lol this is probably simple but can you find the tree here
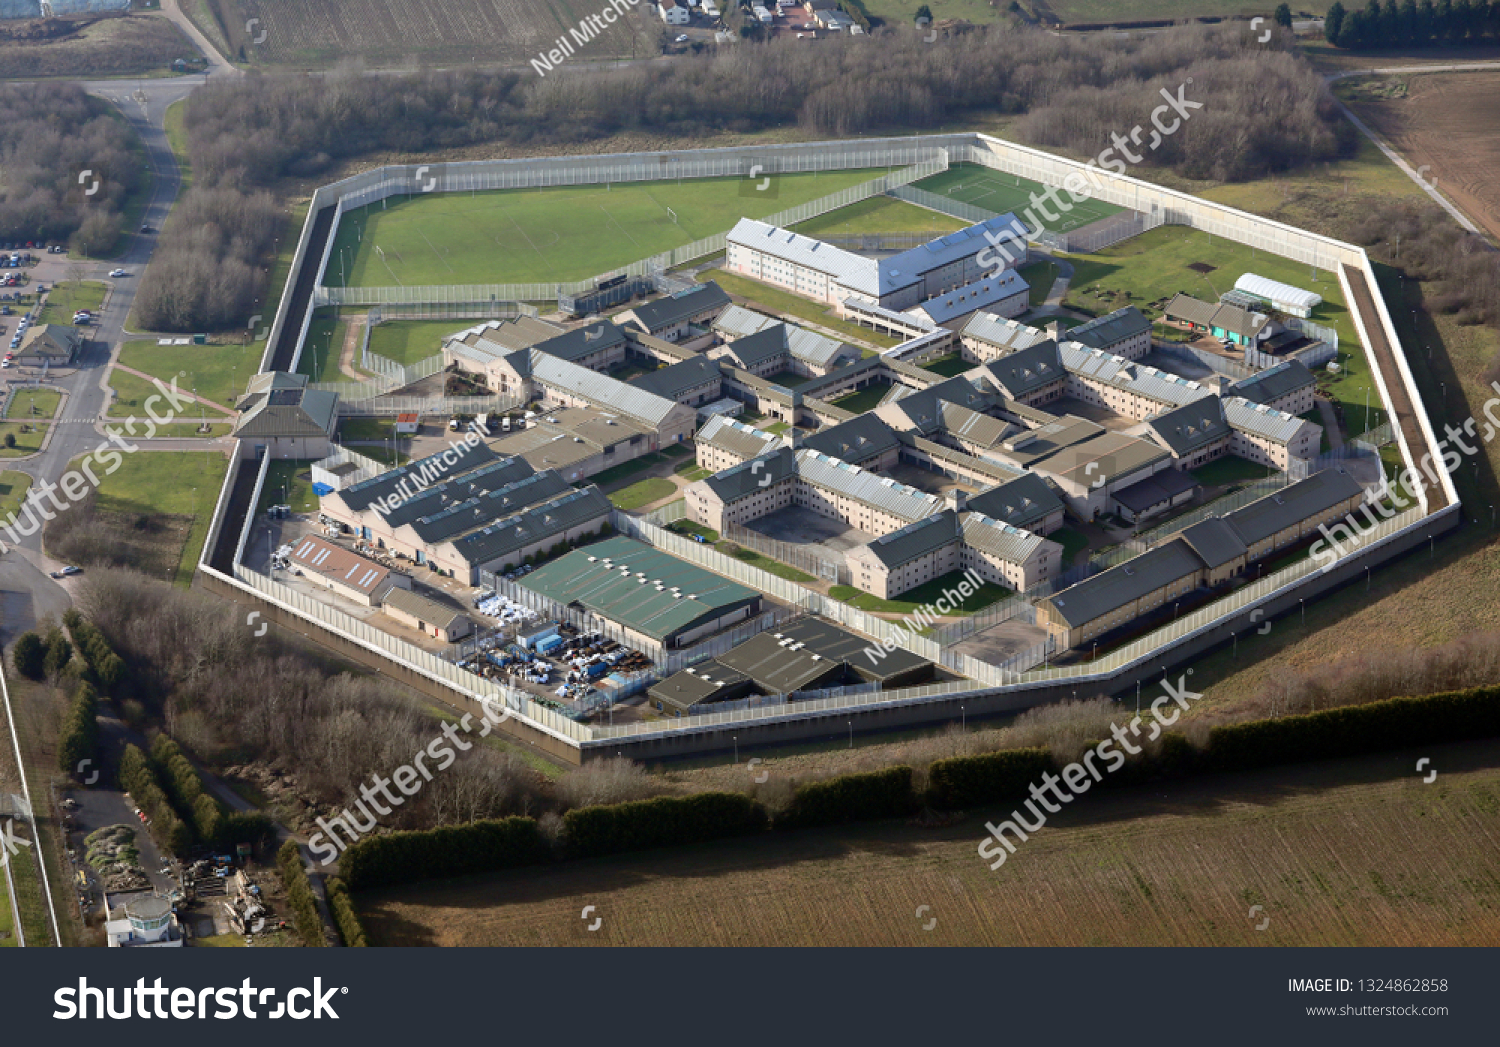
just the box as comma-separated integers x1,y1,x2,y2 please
1416,0,1437,39
1326,1,1347,41
43,630,73,680
12,631,45,679
1275,2,1293,26
915,3,933,20
3,433,13,449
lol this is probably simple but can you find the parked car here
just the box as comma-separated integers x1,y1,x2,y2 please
109,268,127,278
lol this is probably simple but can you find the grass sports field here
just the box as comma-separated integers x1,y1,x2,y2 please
914,163,1123,234
326,170,890,288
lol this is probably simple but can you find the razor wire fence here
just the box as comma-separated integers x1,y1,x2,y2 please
721,520,847,585
887,184,1001,225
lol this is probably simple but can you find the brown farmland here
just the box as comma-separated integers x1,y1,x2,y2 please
1349,71,1500,245
360,741,1500,947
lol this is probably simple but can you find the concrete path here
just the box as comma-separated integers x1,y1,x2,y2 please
1317,397,1346,452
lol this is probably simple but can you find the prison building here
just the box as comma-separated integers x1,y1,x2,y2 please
1142,398,1233,469
1163,293,1269,347
1223,396,1321,469
845,506,1059,599
798,413,902,471
1110,468,1200,524
1037,536,1205,649
1024,430,1174,520
626,355,723,407
647,661,755,716
724,213,1028,313
966,339,1066,407
964,472,1067,535
907,269,1030,327
1226,358,1316,417
487,405,656,483
374,470,576,568
436,486,613,585
616,281,731,342
874,375,995,436
709,305,861,377
380,587,474,642
520,536,763,648
959,310,1051,365
1060,306,1152,360
288,534,411,607
232,372,339,461
1058,342,1215,420
529,352,698,446
527,322,630,372
695,415,782,472
320,442,511,538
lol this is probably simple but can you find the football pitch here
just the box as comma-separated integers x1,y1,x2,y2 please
914,163,1123,234
326,169,890,288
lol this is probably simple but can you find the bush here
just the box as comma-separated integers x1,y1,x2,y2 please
776,767,917,829
277,840,327,947
563,792,767,859
118,743,193,855
325,877,367,947
56,680,99,781
338,817,549,891
42,629,73,679
11,631,45,679
926,748,1053,810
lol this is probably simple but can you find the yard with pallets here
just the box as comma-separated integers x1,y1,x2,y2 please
327,169,890,288
358,741,1500,947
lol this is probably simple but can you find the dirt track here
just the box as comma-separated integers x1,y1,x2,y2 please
1350,71,1500,244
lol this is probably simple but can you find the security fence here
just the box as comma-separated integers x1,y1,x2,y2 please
311,446,388,491
1287,447,1380,481
644,499,688,525
887,184,1001,225
315,151,947,308
335,392,523,417
1037,209,1163,254
368,302,539,323
819,231,960,251
1152,341,1258,380
722,520,847,585
360,349,446,388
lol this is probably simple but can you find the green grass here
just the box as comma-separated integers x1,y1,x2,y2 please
107,367,230,423
915,163,1122,233
849,0,1008,25
587,452,664,487
831,381,894,413
0,421,46,456
1191,456,1276,488
1062,224,1378,438
608,476,676,511
88,450,230,586
701,269,902,349
673,457,706,476
791,195,966,237
35,281,107,326
669,519,720,543
763,369,810,389
0,862,15,947
4,388,59,420
164,97,190,192
1050,526,1091,566
727,545,816,584
661,443,691,459
339,417,397,442
0,470,32,523
192,933,249,948
831,570,1010,615
365,320,466,366
297,309,354,382
920,353,973,378
1018,260,1061,307
328,169,890,288
117,339,258,412
763,421,791,435
257,460,319,515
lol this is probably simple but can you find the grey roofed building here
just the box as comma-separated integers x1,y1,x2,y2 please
530,351,681,429
718,326,790,371
1175,517,1248,570
232,371,339,440
1164,293,1268,341
375,456,538,528
877,214,1027,295
966,472,1065,531
717,631,847,694
702,445,796,502
695,415,780,461
795,449,944,522
648,659,754,713
380,587,472,635
530,321,627,363
880,375,994,435
961,310,1050,353
969,339,1064,400
337,441,503,514
1059,342,1216,408
1219,468,1363,548
445,315,565,357
1228,358,1315,407
961,511,1050,564
405,470,573,545
860,510,961,569
1143,397,1231,458
1030,431,1171,489
1066,306,1151,351
799,413,900,465
622,282,730,332
626,356,722,400
1222,395,1309,443
988,414,1106,469
15,324,83,365
446,487,612,569
937,401,1016,451
771,615,931,684
1043,536,1206,629
912,269,1029,326
1110,467,1198,517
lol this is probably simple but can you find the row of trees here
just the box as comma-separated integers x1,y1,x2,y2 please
140,23,1351,331
1326,0,1500,46
0,83,140,252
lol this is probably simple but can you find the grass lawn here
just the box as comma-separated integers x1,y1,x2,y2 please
831,381,893,413
762,369,809,389
1191,456,1277,488
4,388,59,420
915,162,1122,233
673,457,706,475
0,421,46,457
328,169,890,288
609,361,659,383
1018,260,1061,307
588,453,664,487
0,863,14,947
117,339,259,411
831,570,1009,615
669,519,720,543
365,319,466,366
661,443,691,459
192,934,248,948
297,309,354,382
88,450,230,585
0,470,32,523
763,421,791,435
703,269,902,349
920,353,973,378
339,417,397,442
608,476,676,511
35,281,107,326
792,195,966,238
1049,526,1091,566
726,545,816,584
107,367,229,426
1061,225,1379,438
257,459,319,515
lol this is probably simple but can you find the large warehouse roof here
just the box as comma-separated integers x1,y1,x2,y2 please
520,536,760,643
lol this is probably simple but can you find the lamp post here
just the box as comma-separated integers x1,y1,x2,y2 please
960,703,965,731
1299,599,1305,628
847,719,853,749
732,734,738,764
